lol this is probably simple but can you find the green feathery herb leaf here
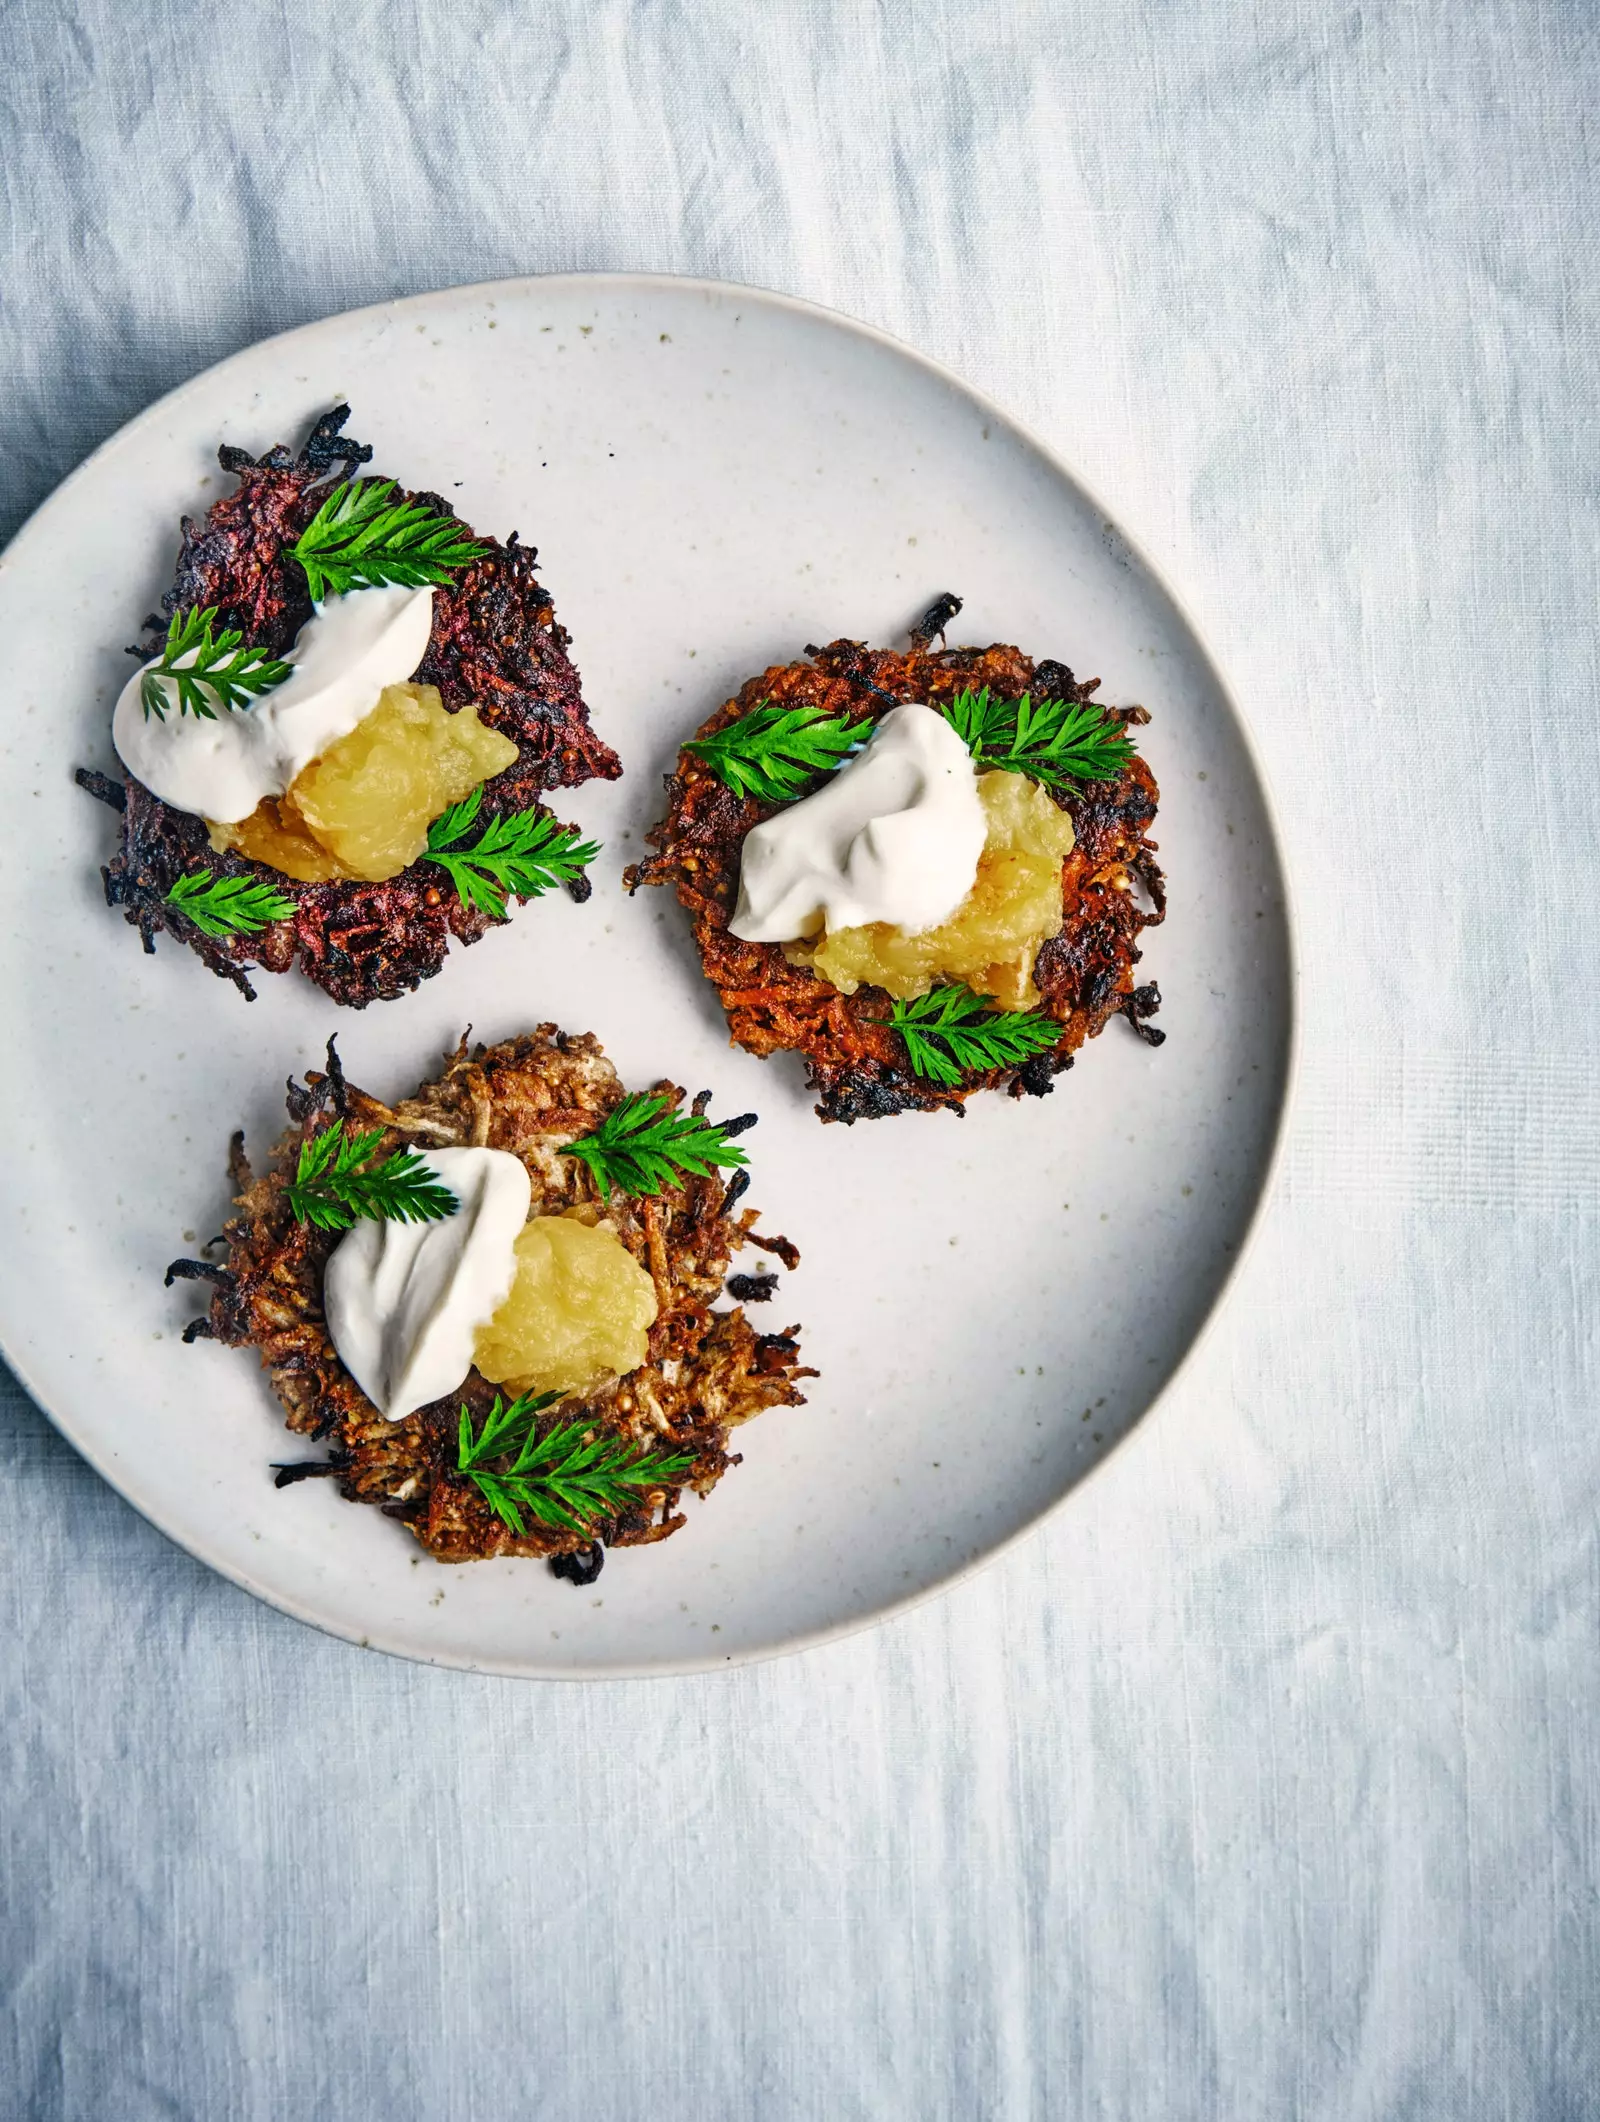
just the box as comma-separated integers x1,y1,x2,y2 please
933,691,1137,793
888,983,1062,1087
684,697,874,804
562,1092,751,1200
164,870,298,938
458,1391,695,1537
938,686,1134,790
139,607,291,722
422,788,599,920
285,1121,459,1231
290,477,488,598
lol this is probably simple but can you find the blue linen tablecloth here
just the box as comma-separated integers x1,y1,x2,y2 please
2,4,1596,2116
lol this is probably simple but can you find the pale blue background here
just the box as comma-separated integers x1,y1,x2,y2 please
3,4,1597,2118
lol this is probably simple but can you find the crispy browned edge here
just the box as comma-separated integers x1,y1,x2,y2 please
167,1029,813,1575
624,604,1166,1122
77,407,621,1008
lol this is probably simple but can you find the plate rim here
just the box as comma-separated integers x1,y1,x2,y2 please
0,269,1300,1680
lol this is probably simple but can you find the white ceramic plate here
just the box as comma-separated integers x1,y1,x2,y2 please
0,274,1293,1676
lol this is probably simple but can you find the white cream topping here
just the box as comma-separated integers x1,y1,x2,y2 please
322,1147,531,1424
112,584,435,823
730,702,986,942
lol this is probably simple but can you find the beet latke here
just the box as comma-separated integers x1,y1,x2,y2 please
625,598,1166,1122
168,1029,811,1580
79,406,619,1007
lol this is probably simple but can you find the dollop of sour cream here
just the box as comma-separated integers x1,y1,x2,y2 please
730,702,986,942
112,584,435,824
322,1147,531,1423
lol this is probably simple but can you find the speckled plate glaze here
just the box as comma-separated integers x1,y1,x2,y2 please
0,275,1294,1677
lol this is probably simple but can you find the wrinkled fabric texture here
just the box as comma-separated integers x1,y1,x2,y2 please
2,4,1597,2118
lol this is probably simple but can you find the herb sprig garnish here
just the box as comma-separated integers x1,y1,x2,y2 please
937,687,1133,791
684,685,1132,807
423,789,599,920
458,1391,695,1537
139,607,292,722
563,1093,751,1199
888,983,1061,1086
684,698,873,804
165,870,298,937
290,478,488,599
285,1121,459,1231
